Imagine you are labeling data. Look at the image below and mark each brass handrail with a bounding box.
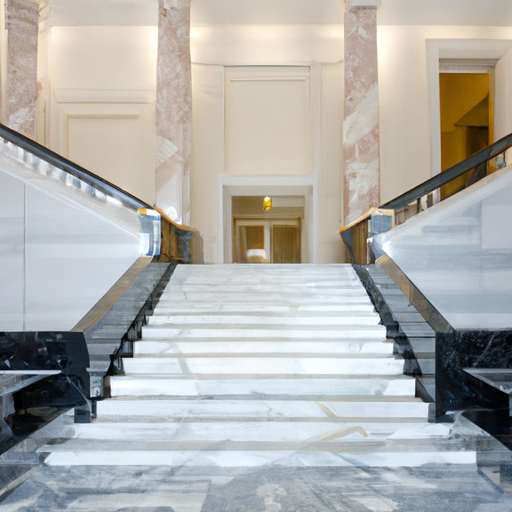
[152,207,203,264]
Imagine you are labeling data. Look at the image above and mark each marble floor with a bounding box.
[1,264,512,511]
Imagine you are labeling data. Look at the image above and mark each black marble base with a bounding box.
[0,375,86,455]
[463,409,512,450]
[436,330,512,419]
[0,332,89,389]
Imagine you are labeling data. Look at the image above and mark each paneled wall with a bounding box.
[225,67,311,176]
[40,26,158,205]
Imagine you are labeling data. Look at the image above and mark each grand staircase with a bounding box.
[34,264,470,468]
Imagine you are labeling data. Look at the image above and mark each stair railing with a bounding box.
[0,123,202,263]
[340,132,512,265]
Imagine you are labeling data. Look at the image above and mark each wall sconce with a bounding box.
[263,196,272,211]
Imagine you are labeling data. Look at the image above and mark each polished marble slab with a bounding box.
[122,356,405,376]
[371,166,512,330]
[147,313,381,326]
[133,340,393,356]
[109,376,417,398]
[91,399,428,421]
[140,326,387,340]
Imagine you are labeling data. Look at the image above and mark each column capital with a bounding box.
[343,0,378,11]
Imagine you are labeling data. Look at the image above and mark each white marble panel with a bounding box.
[372,168,512,330]
[24,185,141,330]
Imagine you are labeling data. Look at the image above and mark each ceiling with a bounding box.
[47,0,512,27]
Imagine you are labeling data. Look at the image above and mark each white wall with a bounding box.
[378,25,512,204]
[42,26,158,205]
[496,46,512,139]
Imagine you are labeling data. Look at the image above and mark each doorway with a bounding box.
[233,218,301,263]
[231,196,304,264]
[439,69,493,198]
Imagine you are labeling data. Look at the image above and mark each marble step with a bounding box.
[172,266,358,274]
[42,420,441,445]
[40,449,475,468]
[161,289,370,300]
[155,296,374,308]
[38,438,474,468]
[140,326,387,340]
[147,315,380,328]
[147,313,380,326]
[109,376,417,398]
[151,303,376,314]
[92,399,428,421]
[171,278,362,286]
[132,340,394,356]
[164,283,365,293]
[121,356,405,376]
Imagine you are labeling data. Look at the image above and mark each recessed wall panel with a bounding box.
[225,67,311,175]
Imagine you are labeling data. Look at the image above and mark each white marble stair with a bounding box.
[35,264,465,468]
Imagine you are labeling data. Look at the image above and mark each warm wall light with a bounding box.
[263,196,272,211]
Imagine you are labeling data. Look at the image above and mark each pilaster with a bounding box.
[155,0,192,224]
[343,0,380,224]
[2,0,39,138]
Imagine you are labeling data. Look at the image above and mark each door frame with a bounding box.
[427,39,512,178]
[219,174,316,263]
[233,217,301,263]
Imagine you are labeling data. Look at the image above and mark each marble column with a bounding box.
[155,0,191,225]
[2,0,39,138]
[343,0,380,225]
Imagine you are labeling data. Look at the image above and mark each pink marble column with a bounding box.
[2,0,39,138]
[155,0,192,225]
[343,0,380,224]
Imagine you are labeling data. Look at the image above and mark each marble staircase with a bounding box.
[33,264,470,468]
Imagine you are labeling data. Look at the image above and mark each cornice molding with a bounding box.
[343,0,378,11]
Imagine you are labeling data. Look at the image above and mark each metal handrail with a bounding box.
[0,123,204,262]
[381,132,512,210]
[339,133,512,265]
[0,123,150,212]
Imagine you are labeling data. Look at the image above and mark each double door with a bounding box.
[233,218,301,264]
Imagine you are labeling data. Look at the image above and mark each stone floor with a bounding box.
[1,264,512,510]
[1,462,512,511]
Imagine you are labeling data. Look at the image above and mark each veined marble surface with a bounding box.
[155,0,192,223]
[2,264,511,510]
[4,0,38,136]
